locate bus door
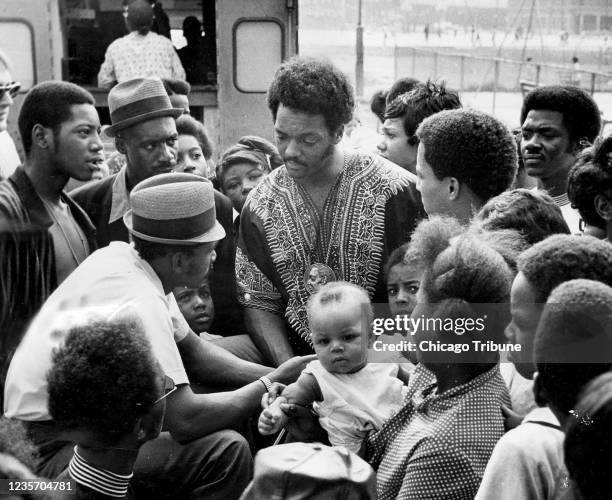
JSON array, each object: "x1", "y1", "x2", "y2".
[{"x1": 216, "y1": 0, "x2": 298, "y2": 153}]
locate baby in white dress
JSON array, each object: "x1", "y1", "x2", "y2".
[{"x1": 258, "y1": 281, "x2": 410, "y2": 454}]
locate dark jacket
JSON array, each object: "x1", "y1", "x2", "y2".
[
  {"x1": 71, "y1": 173, "x2": 245, "y2": 335},
  {"x1": 0, "y1": 167, "x2": 96, "y2": 405}
]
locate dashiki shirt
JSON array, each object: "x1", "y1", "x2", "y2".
[
  {"x1": 236, "y1": 150, "x2": 424, "y2": 354},
  {"x1": 367, "y1": 363, "x2": 511, "y2": 500}
]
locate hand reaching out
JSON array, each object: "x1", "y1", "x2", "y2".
[{"x1": 258, "y1": 397, "x2": 287, "y2": 435}]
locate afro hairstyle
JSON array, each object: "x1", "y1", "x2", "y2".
[
  {"x1": 267, "y1": 56, "x2": 354, "y2": 134},
  {"x1": 416, "y1": 109, "x2": 517, "y2": 204},
  {"x1": 568, "y1": 135, "x2": 612, "y2": 230},
  {"x1": 47, "y1": 314, "x2": 161, "y2": 443},
  {"x1": 520, "y1": 85, "x2": 601, "y2": 145},
  {"x1": 18, "y1": 81, "x2": 95, "y2": 154},
  {"x1": 534, "y1": 279, "x2": 612, "y2": 414},
  {"x1": 472, "y1": 228, "x2": 530, "y2": 275},
  {"x1": 410, "y1": 216, "x2": 513, "y2": 345},
  {"x1": 516, "y1": 234, "x2": 612, "y2": 303},
  {"x1": 475, "y1": 188, "x2": 570, "y2": 245}
]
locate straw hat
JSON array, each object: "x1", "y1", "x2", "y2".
[
  {"x1": 105, "y1": 77, "x2": 183, "y2": 137},
  {"x1": 123, "y1": 173, "x2": 226, "y2": 245}
]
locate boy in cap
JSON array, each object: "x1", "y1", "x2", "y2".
[{"x1": 5, "y1": 173, "x2": 312, "y2": 498}]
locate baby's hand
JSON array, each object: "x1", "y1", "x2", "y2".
[{"x1": 258, "y1": 406, "x2": 284, "y2": 435}]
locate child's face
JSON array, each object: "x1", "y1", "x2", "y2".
[
  {"x1": 505, "y1": 272, "x2": 542, "y2": 379},
  {"x1": 310, "y1": 300, "x2": 369, "y2": 374},
  {"x1": 387, "y1": 263, "x2": 421, "y2": 317},
  {"x1": 221, "y1": 162, "x2": 269, "y2": 213},
  {"x1": 173, "y1": 280, "x2": 215, "y2": 333}
]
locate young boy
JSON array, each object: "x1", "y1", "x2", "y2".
[
  {"x1": 477, "y1": 278, "x2": 612, "y2": 499},
  {"x1": 173, "y1": 276, "x2": 265, "y2": 365}
]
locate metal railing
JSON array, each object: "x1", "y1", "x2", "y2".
[{"x1": 393, "y1": 46, "x2": 612, "y2": 95}]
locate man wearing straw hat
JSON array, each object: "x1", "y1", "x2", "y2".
[
  {"x1": 5, "y1": 172, "x2": 312, "y2": 498},
  {"x1": 72, "y1": 77, "x2": 242, "y2": 340}
]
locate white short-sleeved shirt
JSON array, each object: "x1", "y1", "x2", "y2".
[
  {"x1": 475, "y1": 406, "x2": 575, "y2": 500},
  {"x1": 4, "y1": 241, "x2": 190, "y2": 421}
]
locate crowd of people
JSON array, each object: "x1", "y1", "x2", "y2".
[{"x1": 1, "y1": 1, "x2": 612, "y2": 499}]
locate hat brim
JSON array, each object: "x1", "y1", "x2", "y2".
[
  {"x1": 106, "y1": 108, "x2": 184, "y2": 137},
  {"x1": 123, "y1": 210, "x2": 226, "y2": 245}
]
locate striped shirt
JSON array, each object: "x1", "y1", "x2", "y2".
[{"x1": 68, "y1": 447, "x2": 133, "y2": 498}]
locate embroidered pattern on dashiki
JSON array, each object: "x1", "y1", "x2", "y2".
[
  {"x1": 235, "y1": 246, "x2": 283, "y2": 315},
  {"x1": 243, "y1": 151, "x2": 412, "y2": 343},
  {"x1": 367, "y1": 365, "x2": 510, "y2": 500}
]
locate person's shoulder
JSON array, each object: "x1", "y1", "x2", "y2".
[
  {"x1": 151, "y1": 31, "x2": 175, "y2": 46},
  {"x1": 0, "y1": 173, "x2": 27, "y2": 218},
  {"x1": 86, "y1": 242, "x2": 158, "y2": 288},
  {"x1": 346, "y1": 150, "x2": 416, "y2": 185},
  {"x1": 245, "y1": 166, "x2": 289, "y2": 205},
  {"x1": 363, "y1": 362, "x2": 401, "y2": 378},
  {"x1": 488, "y1": 411, "x2": 563, "y2": 468},
  {"x1": 107, "y1": 34, "x2": 129, "y2": 50},
  {"x1": 472, "y1": 365, "x2": 512, "y2": 406},
  {"x1": 376, "y1": 155, "x2": 417, "y2": 184},
  {"x1": 303, "y1": 359, "x2": 322, "y2": 375},
  {"x1": 70, "y1": 175, "x2": 116, "y2": 205},
  {"x1": 0, "y1": 176, "x2": 20, "y2": 201}
]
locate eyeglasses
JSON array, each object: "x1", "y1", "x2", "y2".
[
  {"x1": 0, "y1": 82, "x2": 21, "y2": 100},
  {"x1": 137, "y1": 375, "x2": 177, "y2": 408},
  {"x1": 153, "y1": 375, "x2": 177, "y2": 405}
]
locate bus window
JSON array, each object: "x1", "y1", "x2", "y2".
[
  {"x1": 0, "y1": 21, "x2": 35, "y2": 89},
  {"x1": 233, "y1": 20, "x2": 283, "y2": 93}
]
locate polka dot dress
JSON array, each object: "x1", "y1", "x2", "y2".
[
  {"x1": 99, "y1": 32, "x2": 185, "y2": 85},
  {"x1": 367, "y1": 364, "x2": 510, "y2": 500}
]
